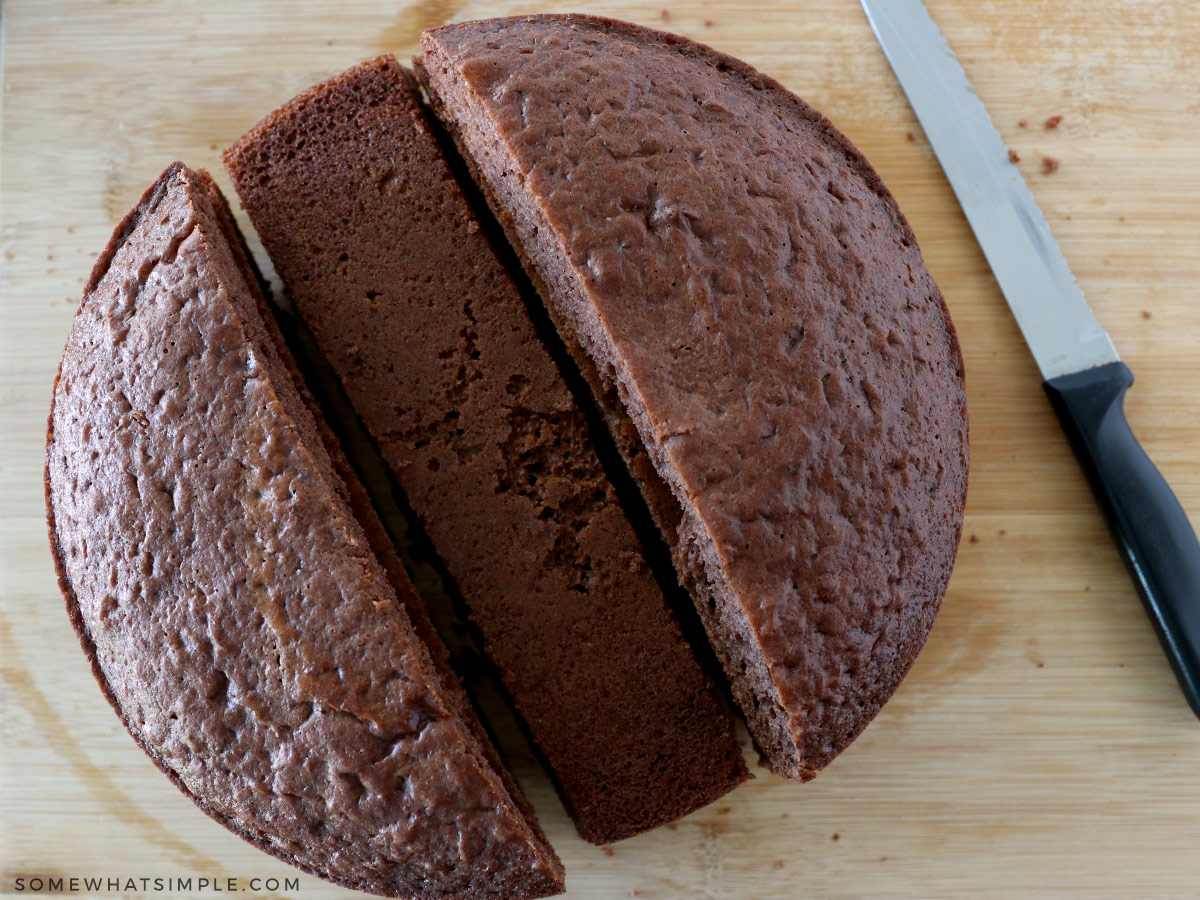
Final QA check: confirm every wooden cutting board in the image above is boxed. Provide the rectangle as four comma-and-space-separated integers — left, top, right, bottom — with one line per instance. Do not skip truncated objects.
4, 1, 1200, 897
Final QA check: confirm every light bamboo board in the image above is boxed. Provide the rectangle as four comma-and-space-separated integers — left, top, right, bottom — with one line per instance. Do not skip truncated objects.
4, 1, 1200, 898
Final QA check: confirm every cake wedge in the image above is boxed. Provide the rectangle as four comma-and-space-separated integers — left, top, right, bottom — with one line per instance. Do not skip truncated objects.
45, 162, 563, 898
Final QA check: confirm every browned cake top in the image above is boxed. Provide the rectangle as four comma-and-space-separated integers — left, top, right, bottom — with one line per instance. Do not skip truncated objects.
223, 55, 748, 844
45, 163, 562, 898
419, 16, 968, 776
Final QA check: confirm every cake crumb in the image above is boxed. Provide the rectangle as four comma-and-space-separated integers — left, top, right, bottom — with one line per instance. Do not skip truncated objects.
1019, 119, 1028, 128
1045, 115, 1064, 129
1042, 156, 1060, 175
1142, 310, 1152, 320
718, 806, 731, 815
998, 529, 1007, 536
1119, 216, 1126, 222
969, 534, 979, 544
881, 856, 890, 862
832, 832, 840, 841
1008, 149, 1020, 164
668, 822, 678, 831
1084, 585, 1091, 592
774, 860, 785, 869
781, 812, 789, 818
905, 131, 915, 142
603, 847, 615, 857
704, 18, 714, 27
660, 8, 670, 21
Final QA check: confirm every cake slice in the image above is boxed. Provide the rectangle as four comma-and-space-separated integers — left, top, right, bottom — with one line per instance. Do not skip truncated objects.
45, 162, 563, 898
417, 15, 970, 781
223, 55, 748, 845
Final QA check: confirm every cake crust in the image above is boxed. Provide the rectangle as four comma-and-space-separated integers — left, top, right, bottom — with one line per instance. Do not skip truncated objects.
418, 15, 969, 779
45, 163, 563, 898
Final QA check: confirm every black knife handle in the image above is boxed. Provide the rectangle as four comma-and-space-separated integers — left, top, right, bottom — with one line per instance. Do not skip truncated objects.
1045, 361, 1200, 717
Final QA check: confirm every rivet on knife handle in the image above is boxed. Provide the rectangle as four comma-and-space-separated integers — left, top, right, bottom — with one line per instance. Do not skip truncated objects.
1045, 362, 1200, 715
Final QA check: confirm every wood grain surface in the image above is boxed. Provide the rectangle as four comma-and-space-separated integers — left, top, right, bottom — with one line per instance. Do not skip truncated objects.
3, 1, 1200, 898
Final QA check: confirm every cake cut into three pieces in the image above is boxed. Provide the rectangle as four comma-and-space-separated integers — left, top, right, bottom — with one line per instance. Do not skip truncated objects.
46, 14, 967, 900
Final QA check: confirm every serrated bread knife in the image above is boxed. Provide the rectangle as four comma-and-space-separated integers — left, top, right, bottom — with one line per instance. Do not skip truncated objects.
861, 0, 1200, 716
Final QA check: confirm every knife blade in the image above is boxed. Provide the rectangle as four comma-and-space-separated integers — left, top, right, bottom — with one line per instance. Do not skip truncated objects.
861, 0, 1200, 717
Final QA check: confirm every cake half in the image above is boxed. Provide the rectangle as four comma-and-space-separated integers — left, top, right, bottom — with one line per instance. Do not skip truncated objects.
45, 162, 563, 898
418, 15, 970, 781
223, 55, 748, 844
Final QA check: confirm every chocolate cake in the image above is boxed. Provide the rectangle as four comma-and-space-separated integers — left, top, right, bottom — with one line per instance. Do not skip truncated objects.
45, 163, 563, 898
223, 55, 749, 844
418, 15, 969, 781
